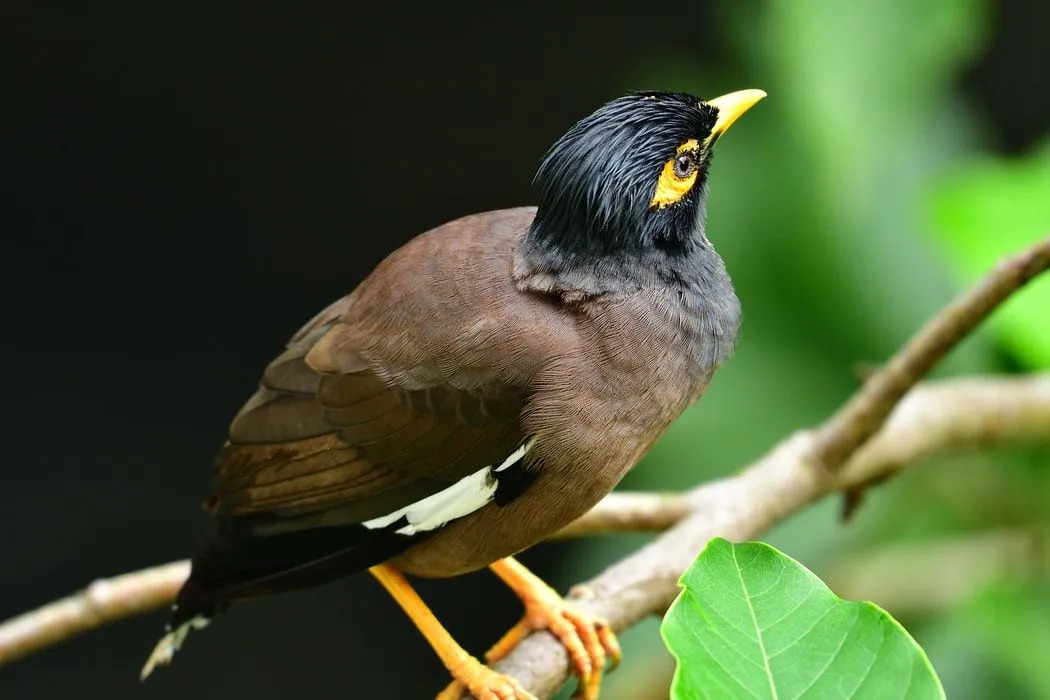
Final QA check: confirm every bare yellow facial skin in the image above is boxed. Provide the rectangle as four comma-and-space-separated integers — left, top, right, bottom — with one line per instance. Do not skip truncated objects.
649, 139, 700, 209
647, 90, 766, 211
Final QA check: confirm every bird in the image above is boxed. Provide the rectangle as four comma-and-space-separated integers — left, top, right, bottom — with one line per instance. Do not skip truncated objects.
141, 87, 765, 699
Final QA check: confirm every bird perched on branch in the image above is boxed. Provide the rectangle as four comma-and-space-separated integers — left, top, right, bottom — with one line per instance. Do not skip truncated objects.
142, 88, 765, 699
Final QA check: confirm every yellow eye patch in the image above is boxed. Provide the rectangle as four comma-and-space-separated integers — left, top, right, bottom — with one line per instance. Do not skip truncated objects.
649, 139, 700, 209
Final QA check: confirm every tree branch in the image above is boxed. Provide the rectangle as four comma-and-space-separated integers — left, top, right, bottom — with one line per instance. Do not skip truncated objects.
556, 372, 1050, 539
811, 237, 1050, 469
1, 235, 1048, 694
3, 375, 1047, 670
551, 492, 690, 539
0, 561, 189, 665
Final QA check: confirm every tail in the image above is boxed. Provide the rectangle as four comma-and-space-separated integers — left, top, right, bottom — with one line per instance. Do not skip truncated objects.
140, 612, 212, 680
139, 512, 423, 679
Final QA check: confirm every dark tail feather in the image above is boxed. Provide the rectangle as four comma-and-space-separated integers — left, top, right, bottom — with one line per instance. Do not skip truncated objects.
140, 515, 421, 678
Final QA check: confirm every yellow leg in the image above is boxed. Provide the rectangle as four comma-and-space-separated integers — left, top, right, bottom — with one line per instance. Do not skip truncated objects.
441, 557, 621, 700
369, 565, 535, 700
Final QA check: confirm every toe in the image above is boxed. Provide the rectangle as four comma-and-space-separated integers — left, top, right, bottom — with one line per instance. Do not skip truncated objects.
596, 622, 622, 670
437, 658, 536, 700
499, 675, 534, 700
573, 671, 602, 700
543, 610, 593, 679
572, 619, 605, 700
568, 609, 605, 673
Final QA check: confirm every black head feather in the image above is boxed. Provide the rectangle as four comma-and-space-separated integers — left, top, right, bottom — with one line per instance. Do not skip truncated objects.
524, 91, 719, 265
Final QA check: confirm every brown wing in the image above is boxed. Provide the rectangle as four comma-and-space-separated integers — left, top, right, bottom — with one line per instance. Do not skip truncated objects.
168, 208, 570, 620
208, 208, 560, 533
213, 316, 528, 529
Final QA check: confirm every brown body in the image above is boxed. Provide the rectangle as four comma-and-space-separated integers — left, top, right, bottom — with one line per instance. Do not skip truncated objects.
210, 206, 736, 578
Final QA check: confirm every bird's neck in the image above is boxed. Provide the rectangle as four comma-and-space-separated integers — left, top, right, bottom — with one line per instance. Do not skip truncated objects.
514, 225, 743, 376
513, 218, 725, 302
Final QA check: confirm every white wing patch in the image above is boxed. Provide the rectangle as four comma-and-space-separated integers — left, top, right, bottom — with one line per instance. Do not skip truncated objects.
362, 437, 536, 536
495, 439, 534, 472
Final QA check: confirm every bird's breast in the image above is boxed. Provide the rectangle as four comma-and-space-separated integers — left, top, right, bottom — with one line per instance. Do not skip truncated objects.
391, 296, 727, 578
391, 268, 739, 578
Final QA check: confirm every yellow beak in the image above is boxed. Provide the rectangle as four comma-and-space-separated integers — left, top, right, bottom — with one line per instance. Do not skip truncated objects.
705, 89, 767, 142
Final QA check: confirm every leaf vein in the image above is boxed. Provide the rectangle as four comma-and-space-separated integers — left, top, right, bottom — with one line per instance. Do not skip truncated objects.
767, 601, 836, 660
694, 595, 765, 699
732, 545, 779, 700
844, 610, 881, 697
792, 604, 859, 698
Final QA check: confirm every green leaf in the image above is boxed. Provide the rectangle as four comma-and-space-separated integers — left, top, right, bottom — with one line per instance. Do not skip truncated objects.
928, 140, 1050, 368
662, 538, 945, 700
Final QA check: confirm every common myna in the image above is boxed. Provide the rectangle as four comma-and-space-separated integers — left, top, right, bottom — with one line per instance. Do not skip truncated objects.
142, 88, 764, 699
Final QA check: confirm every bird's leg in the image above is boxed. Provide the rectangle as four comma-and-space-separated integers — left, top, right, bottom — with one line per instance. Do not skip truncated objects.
455, 557, 621, 700
369, 565, 535, 700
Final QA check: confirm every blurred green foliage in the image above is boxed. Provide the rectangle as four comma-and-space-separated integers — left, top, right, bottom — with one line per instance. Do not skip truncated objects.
929, 141, 1050, 367
965, 584, 1050, 699
544, 1, 1049, 698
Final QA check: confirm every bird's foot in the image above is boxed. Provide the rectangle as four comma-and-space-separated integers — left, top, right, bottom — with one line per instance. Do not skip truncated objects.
486, 587, 620, 700
435, 654, 536, 700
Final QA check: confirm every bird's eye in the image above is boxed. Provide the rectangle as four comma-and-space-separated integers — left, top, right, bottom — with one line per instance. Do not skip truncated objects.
673, 153, 696, 179
650, 139, 702, 209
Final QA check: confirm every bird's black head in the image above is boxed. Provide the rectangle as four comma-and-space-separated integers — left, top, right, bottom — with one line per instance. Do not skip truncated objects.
519, 89, 764, 293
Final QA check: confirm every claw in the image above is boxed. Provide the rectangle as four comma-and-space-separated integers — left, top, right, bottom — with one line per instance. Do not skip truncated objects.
486, 558, 621, 699
489, 589, 619, 699
435, 656, 536, 700
595, 621, 622, 671
529, 600, 615, 700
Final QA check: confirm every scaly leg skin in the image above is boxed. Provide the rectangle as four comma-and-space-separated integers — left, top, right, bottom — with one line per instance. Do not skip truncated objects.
440, 557, 621, 700
369, 565, 536, 700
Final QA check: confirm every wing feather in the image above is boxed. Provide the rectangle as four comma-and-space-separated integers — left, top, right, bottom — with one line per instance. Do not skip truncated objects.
213, 327, 528, 526
170, 208, 559, 620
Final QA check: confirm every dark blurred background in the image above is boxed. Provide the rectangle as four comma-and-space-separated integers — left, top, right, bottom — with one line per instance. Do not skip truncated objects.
2, 2, 1048, 699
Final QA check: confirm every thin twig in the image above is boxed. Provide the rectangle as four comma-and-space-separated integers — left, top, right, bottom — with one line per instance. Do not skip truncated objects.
551, 492, 689, 539
570, 373, 1050, 536
0, 561, 189, 665
812, 237, 1050, 469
